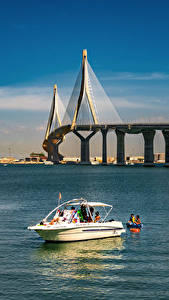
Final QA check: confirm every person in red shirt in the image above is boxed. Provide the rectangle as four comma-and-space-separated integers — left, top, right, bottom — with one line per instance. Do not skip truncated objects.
135, 215, 141, 224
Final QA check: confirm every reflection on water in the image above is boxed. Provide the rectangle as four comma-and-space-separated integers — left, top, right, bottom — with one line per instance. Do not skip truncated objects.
34, 238, 125, 280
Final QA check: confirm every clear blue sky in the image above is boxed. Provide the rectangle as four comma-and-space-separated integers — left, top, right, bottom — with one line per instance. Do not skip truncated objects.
0, 0, 169, 85
0, 0, 169, 156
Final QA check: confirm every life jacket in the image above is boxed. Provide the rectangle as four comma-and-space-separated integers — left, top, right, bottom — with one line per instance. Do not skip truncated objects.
94, 215, 100, 222
132, 216, 135, 222
136, 218, 141, 224
130, 216, 135, 223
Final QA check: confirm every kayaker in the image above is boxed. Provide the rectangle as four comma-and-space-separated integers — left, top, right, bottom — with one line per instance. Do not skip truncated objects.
130, 213, 135, 223
135, 215, 141, 225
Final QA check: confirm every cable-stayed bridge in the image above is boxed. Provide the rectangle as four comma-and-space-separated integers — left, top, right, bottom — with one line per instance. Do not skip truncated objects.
43, 50, 169, 166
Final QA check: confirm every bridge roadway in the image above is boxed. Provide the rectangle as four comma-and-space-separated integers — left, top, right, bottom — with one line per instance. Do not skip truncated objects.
44, 123, 169, 166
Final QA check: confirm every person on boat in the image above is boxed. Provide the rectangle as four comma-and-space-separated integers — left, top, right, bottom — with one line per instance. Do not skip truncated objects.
70, 206, 76, 217
63, 209, 72, 222
81, 204, 88, 221
135, 215, 141, 225
77, 209, 84, 222
88, 207, 94, 222
50, 219, 55, 225
94, 211, 100, 222
70, 206, 78, 223
49, 209, 61, 225
90, 207, 94, 215
54, 209, 60, 219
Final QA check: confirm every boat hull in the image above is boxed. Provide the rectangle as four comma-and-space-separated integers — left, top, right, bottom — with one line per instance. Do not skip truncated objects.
29, 222, 125, 242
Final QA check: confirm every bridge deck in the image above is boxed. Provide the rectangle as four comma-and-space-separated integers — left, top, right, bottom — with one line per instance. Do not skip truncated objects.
48, 124, 169, 143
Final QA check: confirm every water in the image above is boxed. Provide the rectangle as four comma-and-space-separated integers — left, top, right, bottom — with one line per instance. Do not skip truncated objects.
0, 164, 169, 299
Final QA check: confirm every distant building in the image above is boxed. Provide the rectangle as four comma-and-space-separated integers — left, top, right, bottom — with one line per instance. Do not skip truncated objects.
25, 157, 31, 162
30, 152, 47, 160
0, 157, 16, 164
126, 156, 144, 164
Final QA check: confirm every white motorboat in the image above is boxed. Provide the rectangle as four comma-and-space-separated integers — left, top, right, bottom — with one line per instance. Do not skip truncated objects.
28, 198, 125, 242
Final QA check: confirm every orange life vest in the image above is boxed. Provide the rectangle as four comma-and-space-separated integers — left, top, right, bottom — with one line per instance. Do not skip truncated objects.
94, 215, 100, 222
136, 218, 141, 224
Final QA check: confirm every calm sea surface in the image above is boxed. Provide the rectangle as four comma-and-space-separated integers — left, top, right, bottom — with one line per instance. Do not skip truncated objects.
0, 164, 169, 299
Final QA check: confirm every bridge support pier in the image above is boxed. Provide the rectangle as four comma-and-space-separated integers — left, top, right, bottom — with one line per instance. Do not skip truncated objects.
48, 151, 52, 161
162, 130, 169, 166
47, 140, 63, 163
73, 130, 97, 164
142, 130, 155, 166
101, 128, 108, 164
115, 129, 125, 165
52, 141, 63, 163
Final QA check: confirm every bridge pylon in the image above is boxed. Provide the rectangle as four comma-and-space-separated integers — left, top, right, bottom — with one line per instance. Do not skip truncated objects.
69, 49, 100, 164
71, 49, 98, 129
43, 84, 64, 162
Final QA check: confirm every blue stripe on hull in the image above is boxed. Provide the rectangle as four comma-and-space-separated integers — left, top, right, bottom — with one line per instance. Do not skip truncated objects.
83, 228, 123, 232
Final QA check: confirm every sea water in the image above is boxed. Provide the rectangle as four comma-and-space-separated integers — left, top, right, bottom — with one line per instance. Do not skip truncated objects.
0, 164, 169, 299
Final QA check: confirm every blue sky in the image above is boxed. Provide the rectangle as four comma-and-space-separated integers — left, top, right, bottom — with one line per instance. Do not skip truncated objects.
0, 0, 169, 156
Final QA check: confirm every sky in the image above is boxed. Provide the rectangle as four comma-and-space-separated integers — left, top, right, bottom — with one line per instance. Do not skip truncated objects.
0, 0, 169, 157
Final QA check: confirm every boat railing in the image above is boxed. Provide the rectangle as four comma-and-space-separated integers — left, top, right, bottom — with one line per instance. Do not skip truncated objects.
44, 198, 87, 221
